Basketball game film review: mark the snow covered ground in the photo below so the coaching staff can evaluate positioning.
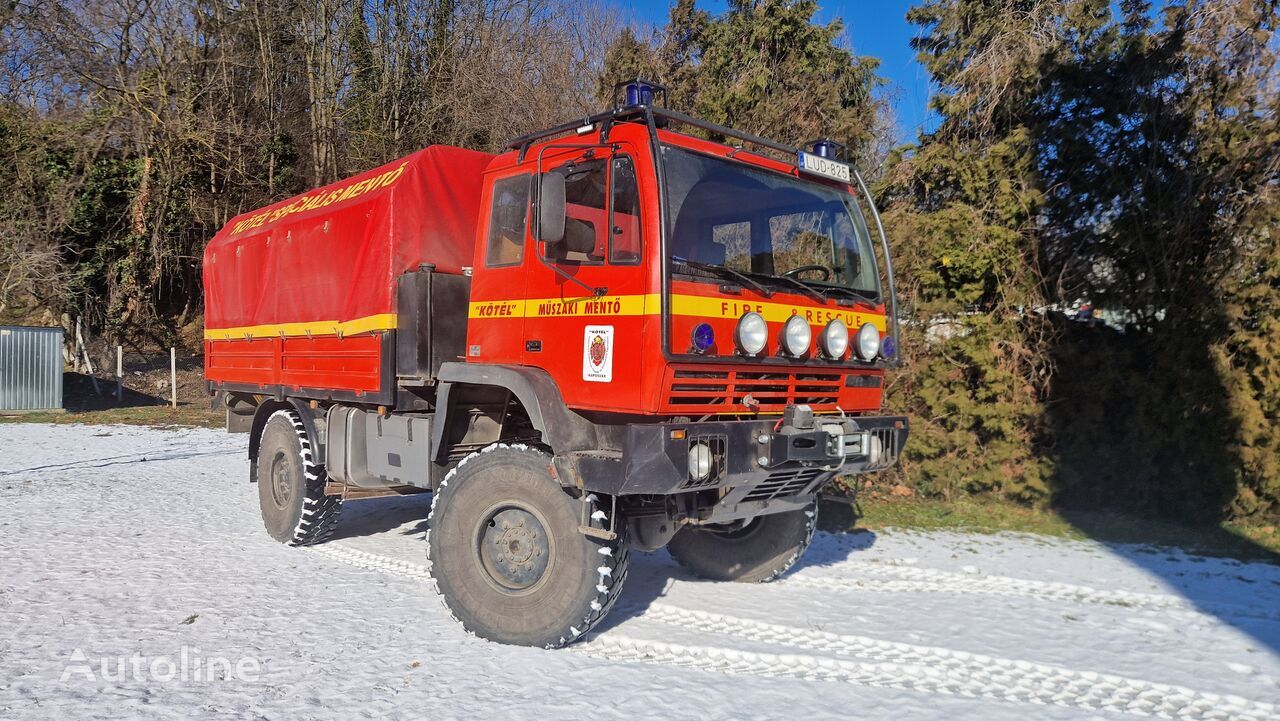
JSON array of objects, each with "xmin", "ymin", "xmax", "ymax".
[{"xmin": 1, "ymin": 423, "xmax": 1277, "ymax": 720}]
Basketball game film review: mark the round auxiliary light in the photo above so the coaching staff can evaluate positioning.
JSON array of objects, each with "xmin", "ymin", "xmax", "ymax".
[
  {"xmin": 880, "ymin": 335, "xmax": 897, "ymax": 360},
  {"xmin": 856, "ymin": 322, "xmax": 881, "ymax": 361},
  {"xmin": 735, "ymin": 312, "xmax": 768, "ymax": 355},
  {"xmin": 691, "ymin": 323, "xmax": 715, "ymax": 353},
  {"xmin": 821, "ymin": 319, "xmax": 849, "ymax": 359},
  {"xmin": 688, "ymin": 442, "xmax": 713, "ymax": 481},
  {"xmin": 782, "ymin": 315, "xmax": 812, "ymax": 357}
]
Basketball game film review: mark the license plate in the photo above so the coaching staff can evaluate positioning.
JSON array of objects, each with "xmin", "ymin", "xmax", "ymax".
[{"xmin": 797, "ymin": 151, "xmax": 851, "ymax": 183}]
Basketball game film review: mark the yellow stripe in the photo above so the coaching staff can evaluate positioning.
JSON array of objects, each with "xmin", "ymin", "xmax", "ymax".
[
  {"xmin": 669, "ymin": 294, "xmax": 887, "ymax": 331},
  {"xmin": 469, "ymin": 293, "xmax": 885, "ymax": 330},
  {"xmin": 206, "ymin": 294, "xmax": 885, "ymax": 340},
  {"xmin": 204, "ymin": 313, "xmax": 397, "ymax": 340},
  {"xmin": 468, "ymin": 295, "xmax": 660, "ymax": 319}
]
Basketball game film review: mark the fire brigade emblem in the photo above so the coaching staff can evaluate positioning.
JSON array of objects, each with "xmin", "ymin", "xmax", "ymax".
[
  {"xmin": 582, "ymin": 325, "xmax": 614, "ymax": 382},
  {"xmin": 589, "ymin": 335, "xmax": 607, "ymax": 367}
]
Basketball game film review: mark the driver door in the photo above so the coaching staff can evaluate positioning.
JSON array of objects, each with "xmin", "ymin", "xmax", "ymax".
[{"xmin": 522, "ymin": 145, "xmax": 648, "ymax": 413}]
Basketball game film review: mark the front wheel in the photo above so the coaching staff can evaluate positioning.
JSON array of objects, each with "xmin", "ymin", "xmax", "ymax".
[
  {"xmin": 667, "ymin": 501, "xmax": 817, "ymax": 583},
  {"xmin": 427, "ymin": 445, "xmax": 629, "ymax": 647}
]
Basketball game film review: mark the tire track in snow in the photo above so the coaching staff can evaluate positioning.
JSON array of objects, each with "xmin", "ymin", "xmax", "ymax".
[
  {"xmin": 307, "ymin": 543, "xmax": 435, "ymax": 581},
  {"xmin": 623, "ymin": 604, "xmax": 1279, "ymax": 721},
  {"xmin": 576, "ymin": 635, "xmax": 1278, "ymax": 721},
  {"xmin": 784, "ymin": 563, "xmax": 1280, "ymax": 623},
  {"xmin": 307, "ymin": 543, "xmax": 1279, "ymax": 719}
]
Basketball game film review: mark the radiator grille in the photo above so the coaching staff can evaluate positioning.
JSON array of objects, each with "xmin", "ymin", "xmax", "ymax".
[
  {"xmin": 665, "ymin": 367, "xmax": 843, "ymax": 413},
  {"xmin": 741, "ymin": 467, "xmax": 827, "ymax": 502}
]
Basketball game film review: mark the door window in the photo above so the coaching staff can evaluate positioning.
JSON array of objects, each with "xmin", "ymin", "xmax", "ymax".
[
  {"xmin": 545, "ymin": 159, "xmax": 607, "ymax": 265},
  {"xmin": 485, "ymin": 175, "xmax": 528, "ymax": 267},
  {"xmin": 610, "ymin": 156, "xmax": 642, "ymax": 264}
]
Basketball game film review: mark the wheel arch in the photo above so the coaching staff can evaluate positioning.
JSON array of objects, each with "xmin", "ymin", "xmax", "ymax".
[
  {"xmin": 248, "ymin": 398, "xmax": 324, "ymax": 483},
  {"xmin": 431, "ymin": 363, "xmax": 602, "ymax": 463}
]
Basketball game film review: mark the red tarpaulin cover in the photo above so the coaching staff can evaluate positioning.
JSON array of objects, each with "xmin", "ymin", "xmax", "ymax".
[{"xmin": 204, "ymin": 145, "xmax": 494, "ymax": 332}]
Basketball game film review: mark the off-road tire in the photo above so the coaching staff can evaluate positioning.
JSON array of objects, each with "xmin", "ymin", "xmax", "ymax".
[
  {"xmin": 257, "ymin": 409, "xmax": 343, "ymax": 546},
  {"xmin": 427, "ymin": 444, "xmax": 629, "ymax": 647},
  {"xmin": 667, "ymin": 500, "xmax": 817, "ymax": 583}
]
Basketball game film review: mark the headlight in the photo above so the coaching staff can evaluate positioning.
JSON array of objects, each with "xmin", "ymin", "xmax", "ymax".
[
  {"xmin": 781, "ymin": 315, "xmax": 812, "ymax": 356},
  {"xmin": 821, "ymin": 319, "xmax": 849, "ymax": 359},
  {"xmin": 735, "ymin": 312, "xmax": 768, "ymax": 355},
  {"xmin": 688, "ymin": 442, "xmax": 713, "ymax": 480},
  {"xmin": 856, "ymin": 322, "xmax": 880, "ymax": 361}
]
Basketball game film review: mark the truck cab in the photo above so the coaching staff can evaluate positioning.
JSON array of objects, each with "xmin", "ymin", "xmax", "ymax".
[{"xmin": 204, "ymin": 81, "xmax": 906, "ymax": 648}]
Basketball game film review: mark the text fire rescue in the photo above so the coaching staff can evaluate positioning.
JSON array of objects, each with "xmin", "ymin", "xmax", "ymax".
[{"xmin": 719, "ymin": 300, "xmax": 869, "ymax": 326}]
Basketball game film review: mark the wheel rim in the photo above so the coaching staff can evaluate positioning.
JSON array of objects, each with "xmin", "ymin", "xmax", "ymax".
[
  {"xmin": 269, "ymin": 452, "xmax": 292, "ymax": 508},
  {"xmin": 475, "ymin": 505, "xmax": 552, "ymax": 593}
]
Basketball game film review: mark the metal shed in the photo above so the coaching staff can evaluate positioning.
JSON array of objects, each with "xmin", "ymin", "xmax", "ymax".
[{"xmin": 0, "ymin": 325, "xmax": 64, "ymax": 412}]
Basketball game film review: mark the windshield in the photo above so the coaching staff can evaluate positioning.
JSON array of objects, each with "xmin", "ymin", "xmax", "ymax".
[{"xmin": 662, "ymin": 145, "xmax": 881, "ymax": 300}]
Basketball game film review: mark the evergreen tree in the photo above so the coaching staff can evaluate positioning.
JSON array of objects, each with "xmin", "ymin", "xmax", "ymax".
[
  {"xmin": 600, "ymin": 0, "xmax": 888, "ymax": 163},
  {"xmin": 880, "ymin": 0, "xmax": 1054, "ymax": 501},
  {"xmin": 1030, "ymin": 0, "xmax": 1279, "ymax": 520}
]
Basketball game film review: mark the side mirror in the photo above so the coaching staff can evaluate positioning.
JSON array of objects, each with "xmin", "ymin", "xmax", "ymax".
[{"xmin": 536, "ymin": 171, "xmax": 566, "ymax": 243}]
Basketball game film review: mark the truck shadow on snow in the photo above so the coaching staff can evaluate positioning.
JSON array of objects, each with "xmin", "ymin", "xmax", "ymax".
[
  {"xmin": 325, "ymin": 493, "xmax": 435, "ymax": 542},
  {"xmin": 595, "ymin": 529, "xmax": 880, "ymax": 632},
  {"xmin": 322, "ymin": 492, "xmax": 882, "ymax": 631},
  {"xmin": 316, "ymin": 490, "xmax": 1280, "ymax": 657}
]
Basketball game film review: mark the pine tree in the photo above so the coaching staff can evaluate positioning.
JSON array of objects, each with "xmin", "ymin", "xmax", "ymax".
[
  {"xmin": 880, "ymin": 0, "xmax": 1054, "ymax": 501},
  {"xmin": 599, "ymin": 0, "xmax": 887, "ymax": 163}
]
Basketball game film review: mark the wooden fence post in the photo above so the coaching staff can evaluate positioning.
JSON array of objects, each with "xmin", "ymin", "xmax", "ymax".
[
  {"xmin": 115, "ymin": 345, "xmax": 123, "ymax": 402},
  {"xmin": 76, "ymin": 319, "xmax": 100, "ymax": 396},
  {"xmin": 170, "ymin": 347, "xmax": 178, "ymax": 408}
]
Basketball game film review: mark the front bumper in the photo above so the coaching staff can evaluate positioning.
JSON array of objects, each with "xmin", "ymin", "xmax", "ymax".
[{"xmin": 561, "ymin": 407, "xmax": 908, "ymax": 499}]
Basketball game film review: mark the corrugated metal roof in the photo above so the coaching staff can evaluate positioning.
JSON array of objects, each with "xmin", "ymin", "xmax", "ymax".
[{"xmin": 0, "ymin": 326, "xmax": 63, "ymax": 411}]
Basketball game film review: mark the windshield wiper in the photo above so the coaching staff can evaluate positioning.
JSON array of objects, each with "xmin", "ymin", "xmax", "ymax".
[
  {"xmin": 672, "ymin": 256, "xmax": 774, "ymax": 298},
  {"xmin": 754, "ymin": 272, "xmax": 828, "ymax": 303},
  {"xmin": 810, "ymin": 284, "xmax": 880, "ymax": 309}
]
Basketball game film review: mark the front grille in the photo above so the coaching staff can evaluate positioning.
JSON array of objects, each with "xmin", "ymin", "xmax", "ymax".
[
  {"xmin": 665, "ymin": 367, "xmax": 843, "ymax": 413},
  {"xmin": 742, "ymin": 467, "xmax": 827, "ymax": 502}
]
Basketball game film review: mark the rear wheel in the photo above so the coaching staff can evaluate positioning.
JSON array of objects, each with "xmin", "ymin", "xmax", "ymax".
[
  {"xmin": 667, "ymin": 500, "xmax": 817, "ymax": 583},
  {"xmin": 257, "ymin": 409, "xmax": 343, "ymax": 546},
  {"xmin": 427, "ymin": 444, "xmax": 629, "ymax": 647}
]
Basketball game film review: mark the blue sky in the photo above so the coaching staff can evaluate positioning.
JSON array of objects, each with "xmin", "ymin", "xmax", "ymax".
[{"xmin": 623, "ymin": 0, "xmax": 939, "ymax": 144}]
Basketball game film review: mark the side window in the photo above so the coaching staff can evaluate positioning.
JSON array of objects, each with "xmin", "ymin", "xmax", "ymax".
[
  {"xmin": 610, "ymin": 156, "xmax": 642, "ymax": 264},
  {"xmin": 485, "ymin": 175, "xmax": 529, "ymax": 267},
  {"xmin": 545, "ymin": 158, "xmax": 607, "ymax": 264}
]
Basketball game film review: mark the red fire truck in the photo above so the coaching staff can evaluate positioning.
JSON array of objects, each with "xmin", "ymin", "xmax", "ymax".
[{"xmin": 204, "ymin": 81, "xmax": 907, "ymax": 647}]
